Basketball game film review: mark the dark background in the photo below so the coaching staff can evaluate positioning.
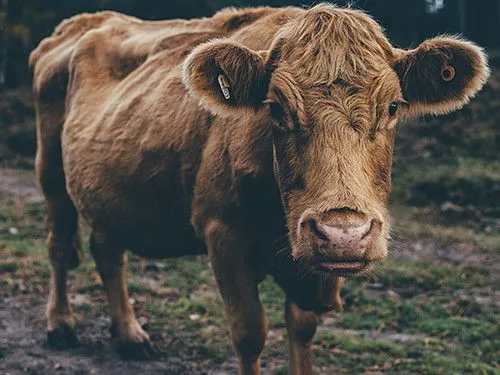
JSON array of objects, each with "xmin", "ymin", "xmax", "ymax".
[{"xmin": 0, "ymin": 0, "xmax": 499, "ymax": 89}]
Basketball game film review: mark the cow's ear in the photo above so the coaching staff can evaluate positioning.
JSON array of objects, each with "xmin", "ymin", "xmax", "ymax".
[
  {"xmin": 182, "ymin": 39, "xmax": 269, "ymax": 116},
  {"xmin": 392, "ymin": 36, "xmax": 489, "ymax": 117}
]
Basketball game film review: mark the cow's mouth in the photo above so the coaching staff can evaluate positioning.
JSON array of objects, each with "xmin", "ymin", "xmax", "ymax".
[{"xmin": 312, "ymin": 258, "xmax": 370, "ymax": 276}]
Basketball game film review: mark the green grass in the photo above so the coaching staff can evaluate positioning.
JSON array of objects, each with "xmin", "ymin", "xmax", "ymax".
[{"xmin": 389, "ymin": 202, "xmax": 500, "ymax": 252}]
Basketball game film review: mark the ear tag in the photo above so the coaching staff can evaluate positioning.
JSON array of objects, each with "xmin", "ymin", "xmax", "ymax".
[
  {"xmin": 441, "ymin": 65, "xmax": 456, "ymax": 81},
  {"xmin": 217, "ymin": 74, "xmax": 231, "ymax": 100}
]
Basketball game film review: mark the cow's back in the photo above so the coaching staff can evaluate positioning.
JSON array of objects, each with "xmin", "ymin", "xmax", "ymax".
[
  {"xmin": 30, "ymin": 7, "xmax": 301, "ymax": 257},
  {"xmin": 29, "ymin": 7, "xmax": 294, "ymax": 105}
]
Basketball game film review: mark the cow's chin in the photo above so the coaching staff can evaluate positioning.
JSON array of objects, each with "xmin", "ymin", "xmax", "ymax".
[
  {"xmin": 310, "ymin": 258, "xmax": 373, "ymax": 277},
  {"xmin": 291, "ymin": 241, "xmax": 388, "ymax": 278}
]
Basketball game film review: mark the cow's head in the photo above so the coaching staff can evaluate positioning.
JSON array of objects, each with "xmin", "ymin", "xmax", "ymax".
[{"xmin": 183, "ymin": 5, "xmax": 489, "ymax": 276}]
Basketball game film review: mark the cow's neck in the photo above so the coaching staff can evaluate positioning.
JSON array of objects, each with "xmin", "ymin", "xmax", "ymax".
[{"xmin": 224, "ymin": 113, "xmax": 289, "ymax": 250}]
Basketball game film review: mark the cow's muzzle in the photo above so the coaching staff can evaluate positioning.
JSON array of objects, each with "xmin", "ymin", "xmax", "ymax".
[{"xmin": 299, "ymin": 208, "xmax": 382, "ymax": 274}]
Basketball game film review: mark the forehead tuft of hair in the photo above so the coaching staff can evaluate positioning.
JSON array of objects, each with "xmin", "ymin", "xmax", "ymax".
[{"xmin": 274, "ymin": 3, "xmax": 394, "ymax": 86}]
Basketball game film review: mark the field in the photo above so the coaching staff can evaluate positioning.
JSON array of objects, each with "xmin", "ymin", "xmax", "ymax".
[{"xmin": 0, "ymin": 71, "xmax": 499, "ymax": 374}]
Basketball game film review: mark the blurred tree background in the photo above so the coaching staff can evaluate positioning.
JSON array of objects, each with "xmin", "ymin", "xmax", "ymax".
[{"xmin": 0, "ymin": 0, "xmax": 499, "ymax": 90}]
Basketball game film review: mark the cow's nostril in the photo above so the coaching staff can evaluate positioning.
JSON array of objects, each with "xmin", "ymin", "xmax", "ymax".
[
  {"xmin": 360, "ymin": 219, "xmax": 376, "ymax": 240},
  {"xmin": 307, "ymin": 214, "xmax": 381, "ymax": 251},
  {"xmin": 309, "ymin": 219, "xmax": 329, "ymax": 242}
]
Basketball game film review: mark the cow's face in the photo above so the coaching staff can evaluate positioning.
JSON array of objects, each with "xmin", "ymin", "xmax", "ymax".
[{"xmin": 184, "ymin": 5, "xmax": 489, "ymax": 276}]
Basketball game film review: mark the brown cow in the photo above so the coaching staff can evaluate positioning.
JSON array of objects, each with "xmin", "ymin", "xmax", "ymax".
[{"xmin": 30, "ymin": 4, "xmax": 489, "ymax": 374}]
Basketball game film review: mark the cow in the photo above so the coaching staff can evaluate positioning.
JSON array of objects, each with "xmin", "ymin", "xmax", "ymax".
[{"xmin": 29, "ymin": 4, "xmax": 489, "ymax": 374}]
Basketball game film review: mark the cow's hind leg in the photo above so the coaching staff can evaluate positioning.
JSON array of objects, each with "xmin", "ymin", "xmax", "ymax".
[
  {"xmin": 90, "ymin": 233, "xmax": 156, "ymax": 359},
  {"xmin": 285, "ymin": 297, "xmax": 319, "ymax": 375},
  {"xmin": 44, "ymin": 196, "xmax": 82, "ymax": 349},
  {"xmin": 37, "ymin": 142, "xmax": 82, "ymax": 349}
]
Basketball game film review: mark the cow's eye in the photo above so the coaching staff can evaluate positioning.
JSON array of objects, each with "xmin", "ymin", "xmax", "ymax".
[
  {"xmin": 269, "ymin": 101, "xmax": 285, "ymax": 120},
  {"xmin": 388, "ymin": 102, "xmax": 398, "ymax": 117},
  {"xmin": 266, "ymin": 100, "xmax": 301, "ymax": 133},
  {"xmin": 268, "ymin": 101, "xmax": 291, "ymax": 131}
]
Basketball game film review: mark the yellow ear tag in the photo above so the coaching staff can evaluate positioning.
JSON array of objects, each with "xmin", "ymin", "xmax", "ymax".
[
  {"xmin": 441, "ymin": 65, "xmax": 455, "ymax": 81},
  {"xmin": 218, "ymin": 74, "xmax": 231, "ymax": 100}
]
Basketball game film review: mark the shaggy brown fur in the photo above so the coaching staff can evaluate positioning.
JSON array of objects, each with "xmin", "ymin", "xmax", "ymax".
[{"xmin": 30, "ymin": 4, "xmax": 488, "ymax": 374}]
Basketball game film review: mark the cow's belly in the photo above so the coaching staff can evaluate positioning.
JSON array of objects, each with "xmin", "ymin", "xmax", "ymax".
[
  {"xmin": 70, "ymin": 170, "xmax": 205, "ymax": 258},
  {"xmin": 63, "ymin": 131, "xmax": 205, "ymax": 258},
  {"xmin": 86, "ymin": 193, "xmax": 205, "ymax": 258}
]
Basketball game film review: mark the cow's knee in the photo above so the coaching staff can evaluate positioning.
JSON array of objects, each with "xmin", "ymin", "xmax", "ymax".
[
  {"xmin": 231, "ymin": 310, "xmax": 267, "ymax": 365},
  {"xmin": 47, "ymin": 220, "xmax": 82, "ymax": 270},
  {"xmin": 285, "ymin": 297, "xmax": 319, "ymax": 375},
  {"xmin": 89, "ymin": 233, "xmax": 120, "ymax": 277},
  {"xmin": 285, "ymin": 299, "xmax": 318, "ymax": 345}
]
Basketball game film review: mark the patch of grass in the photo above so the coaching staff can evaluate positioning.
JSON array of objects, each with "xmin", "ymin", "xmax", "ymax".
[
  {"xmin": 322, "ymin": 253, "xmax": 500, "ymax": 373},
  {"xmin": 389, "ymin": 203, "xmax": 500, "ymax": 252},
  {"xmin": 259, "ymin": 276, "xmax": 286, "ymax": 328},
  {"xmin": 376, "ymin": 258, "xmax": 489, "ymax": 294},
  {"xmin": 319, "ymin": 332, "xmax": 406, "ymax": 355},
  {"xmin": 313, "ymin": 333, "xmax": 409, "ymax": 372},
  {"xmin": 163, "ymin": 274, "xmax": 189, "ymax": 290},
  {"xmin": 128, "ymin": 279, "xmax": 153, "ymax": 294},
  {"xmin": 312, "ymin": 330, "xmax": 500, "ymax": 375},
  {"xmin": 272, "ymin": 366, "xmax": 288, "ymax": 375},
  {"xmin": 0, "ymin": 261, "xmax": 18, "ymax": 273},
  {"xmin": 418, "ymin": 347, "xmax": 500, "ymax": 375},
  {"xmin": 74, "ymin": 302, "xmax": 93, "ymax": 313},
  {"xmin": 10, "ymin": 242, "xmax": 32, "ymax": 257}
]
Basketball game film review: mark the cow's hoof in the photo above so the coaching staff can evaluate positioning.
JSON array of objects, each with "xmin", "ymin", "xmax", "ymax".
[
  {"xmin": 47, "ymin": 323, "xmax": 79, "ymax": 349},
  {"xmin": 117, "ymin": 340, "xmax": 158, "ymax": 360}
]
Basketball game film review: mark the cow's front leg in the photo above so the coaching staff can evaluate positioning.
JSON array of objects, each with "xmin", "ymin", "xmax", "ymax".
[
  {"xmin": 90, "ymin": 233, "xmax": 155, "ymax": 359},
  {"xmin": 205, "ymin": 220, "xmax": 267, "ymax": 375},
  {"xmin": 285, "ymin": 297, "xmax": 319, "ymax": 375}
]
